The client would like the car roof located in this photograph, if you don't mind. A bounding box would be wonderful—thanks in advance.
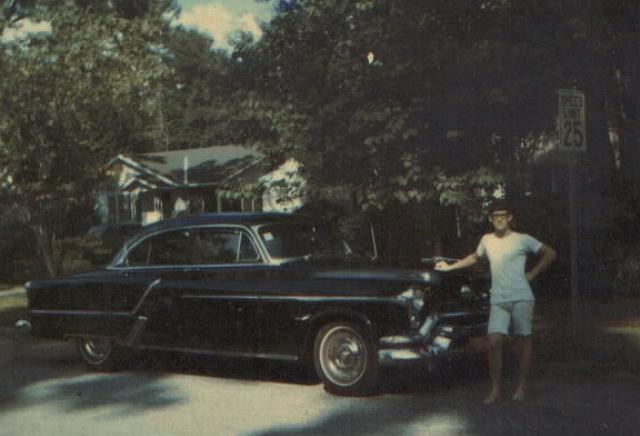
[110,212,333,265]
[134,212,294,237]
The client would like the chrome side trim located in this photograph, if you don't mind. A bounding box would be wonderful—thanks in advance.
[29,309,131,317]
[131,278,162,315]
[138,345,299,362]
[181,294,400,304]
[108,263,268,272]
[123,316,148,347]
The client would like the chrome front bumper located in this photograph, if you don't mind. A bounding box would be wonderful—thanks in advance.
[377,314,487,366]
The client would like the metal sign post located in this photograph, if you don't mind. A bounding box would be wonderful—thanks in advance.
[558,89,586,343]
[568,153,579,341]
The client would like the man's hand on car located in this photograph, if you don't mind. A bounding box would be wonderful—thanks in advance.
[435,261,452,271]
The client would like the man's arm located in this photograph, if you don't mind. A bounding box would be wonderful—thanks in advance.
[525,244,557,282]
[435,253,479,272]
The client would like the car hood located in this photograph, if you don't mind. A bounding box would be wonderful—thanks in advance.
[311,267,439,286]
[282,257,441,287]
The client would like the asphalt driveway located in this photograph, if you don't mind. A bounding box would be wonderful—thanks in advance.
[1,325,639,436]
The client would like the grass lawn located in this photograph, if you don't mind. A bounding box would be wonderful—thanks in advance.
[535,297,640,372]
[0,293,27,327]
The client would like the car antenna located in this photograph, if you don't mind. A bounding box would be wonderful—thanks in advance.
[370,223,378,261]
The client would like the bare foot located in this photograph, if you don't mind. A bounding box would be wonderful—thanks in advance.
[483,391,501,405]
[512,386,526,401]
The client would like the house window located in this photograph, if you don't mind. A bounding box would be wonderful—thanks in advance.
[221,197,243,212]
[107,192,135,223]
[204,191,218,212]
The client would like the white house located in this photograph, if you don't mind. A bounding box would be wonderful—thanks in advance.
[98,145,307,225]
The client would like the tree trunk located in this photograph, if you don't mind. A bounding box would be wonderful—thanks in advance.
[32,225,57,277]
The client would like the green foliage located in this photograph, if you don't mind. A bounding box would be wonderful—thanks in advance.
[0,0,638,278]
[0,0,177,275]
[161,26,239,149]
[434,166,505,223]
[251,0,559,214]
[615,248,640,295]
[56,236,114,274]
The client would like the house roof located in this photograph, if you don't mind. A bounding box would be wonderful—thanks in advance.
[109,145,267,190]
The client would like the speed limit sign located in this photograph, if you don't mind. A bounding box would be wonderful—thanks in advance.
[558,89,586,152]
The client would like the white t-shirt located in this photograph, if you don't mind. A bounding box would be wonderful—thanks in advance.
[475,231,543,304]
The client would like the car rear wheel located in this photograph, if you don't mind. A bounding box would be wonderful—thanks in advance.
[313,322,380,396]
[77,337,127,371]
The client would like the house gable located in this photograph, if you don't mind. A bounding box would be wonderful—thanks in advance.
[102,145,272,225]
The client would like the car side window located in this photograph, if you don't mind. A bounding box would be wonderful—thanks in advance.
[191,229,260,264]
[238,232,261,262]
[126,230,192,266]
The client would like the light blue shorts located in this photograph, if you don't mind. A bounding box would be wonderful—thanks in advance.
[488,301,534,336]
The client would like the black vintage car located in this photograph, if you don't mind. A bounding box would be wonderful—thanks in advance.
[25,213,488,395]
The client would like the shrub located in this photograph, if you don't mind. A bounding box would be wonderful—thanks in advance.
[56,236,115,275]
[614,246,640,295]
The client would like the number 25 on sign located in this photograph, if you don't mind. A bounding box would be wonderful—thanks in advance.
[558,89,586,152]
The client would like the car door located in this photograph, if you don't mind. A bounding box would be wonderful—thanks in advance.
[176,226,268,353]
[120,227,200,347]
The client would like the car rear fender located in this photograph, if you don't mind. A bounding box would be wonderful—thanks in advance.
[27,279,161,344]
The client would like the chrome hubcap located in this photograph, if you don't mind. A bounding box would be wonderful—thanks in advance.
[82,337,111,363]
[319,326,367,387]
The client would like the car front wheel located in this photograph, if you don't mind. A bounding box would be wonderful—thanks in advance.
[313,322,380,395]
[77,337,127,371]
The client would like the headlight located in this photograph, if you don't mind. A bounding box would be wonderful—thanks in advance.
[398,287,428,328]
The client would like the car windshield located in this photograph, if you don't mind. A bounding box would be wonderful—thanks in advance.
[256,221,347,259]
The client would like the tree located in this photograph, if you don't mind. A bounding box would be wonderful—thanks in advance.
[0,0,177,276]
[243,2,525,224]
[161,26,235,150]
[245,0,634,265]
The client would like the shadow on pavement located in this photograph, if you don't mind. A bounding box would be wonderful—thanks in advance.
[0,333,184,417]
[49,373,186,415]
[0,331,320,417]
[252,367,640,436]
[136,350,320,386]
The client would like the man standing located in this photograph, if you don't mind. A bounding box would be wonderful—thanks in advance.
[435,200,556,404]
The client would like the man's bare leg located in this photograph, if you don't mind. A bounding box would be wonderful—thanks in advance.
[512,335,532,401]
[484,333,504,404]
